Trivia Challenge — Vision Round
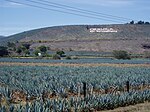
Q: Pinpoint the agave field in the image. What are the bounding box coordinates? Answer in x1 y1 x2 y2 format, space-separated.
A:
0 65 150 111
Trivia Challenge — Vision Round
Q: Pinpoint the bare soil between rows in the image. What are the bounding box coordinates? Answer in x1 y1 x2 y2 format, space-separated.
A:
0 62 150 67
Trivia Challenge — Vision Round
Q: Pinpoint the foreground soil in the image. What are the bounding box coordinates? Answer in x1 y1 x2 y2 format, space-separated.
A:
101 102 150 112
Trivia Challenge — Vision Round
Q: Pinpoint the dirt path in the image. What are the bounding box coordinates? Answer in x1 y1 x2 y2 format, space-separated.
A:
101 102 150 112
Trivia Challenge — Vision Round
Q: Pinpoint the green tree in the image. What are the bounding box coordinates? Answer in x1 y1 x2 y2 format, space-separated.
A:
16 46 24 53
7 42 15 48
56 50 65 57
16 45 30 56
38 46 47 53
137 21 144 24
0 46 9 57
145 22 150 24
7 42 16 51
113 50 130 59
20 46 26 52
130 20 134 24
24 49 30 56
16 47 22 54
22 43 30 49
34 49 41 56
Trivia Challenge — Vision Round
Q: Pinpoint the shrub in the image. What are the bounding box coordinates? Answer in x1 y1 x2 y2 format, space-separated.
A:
22 43 30 50
113 50 130 59
7 42 16 48
34 49 41 56
0 46 9 57
38 46 47 53
16 47 22 54
56 50 65 57
24 49 30 56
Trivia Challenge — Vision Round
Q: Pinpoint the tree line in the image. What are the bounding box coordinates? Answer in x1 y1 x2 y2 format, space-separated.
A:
128 20 150 25
0 42 66 59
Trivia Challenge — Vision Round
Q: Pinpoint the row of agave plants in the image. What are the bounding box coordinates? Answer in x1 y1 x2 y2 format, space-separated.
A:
0 84 150 111
0 65 150 111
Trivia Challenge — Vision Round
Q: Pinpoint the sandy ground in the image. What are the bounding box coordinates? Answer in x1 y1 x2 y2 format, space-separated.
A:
101 102 150 112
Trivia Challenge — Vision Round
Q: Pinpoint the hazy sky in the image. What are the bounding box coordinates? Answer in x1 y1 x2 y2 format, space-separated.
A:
0 0 150 36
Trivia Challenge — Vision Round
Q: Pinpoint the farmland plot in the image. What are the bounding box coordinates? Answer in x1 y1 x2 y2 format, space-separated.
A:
0 65 150 111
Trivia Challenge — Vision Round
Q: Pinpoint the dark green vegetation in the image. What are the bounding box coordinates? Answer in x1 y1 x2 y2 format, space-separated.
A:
113 50 130 59
0 65 150 111
56 50 65 57
38 46 47 53
129 20 150 25
0 24 150 55
1 41 149 60
0 46 8 57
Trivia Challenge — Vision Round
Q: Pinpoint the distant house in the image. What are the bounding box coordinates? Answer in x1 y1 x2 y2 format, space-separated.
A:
38 53 42 56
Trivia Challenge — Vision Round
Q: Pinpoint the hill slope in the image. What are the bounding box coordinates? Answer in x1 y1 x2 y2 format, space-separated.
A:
5 24 150 41
1 24 150 53
0 36 5 39
0 36 4 38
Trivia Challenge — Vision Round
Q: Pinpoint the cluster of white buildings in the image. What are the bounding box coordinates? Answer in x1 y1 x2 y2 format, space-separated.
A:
89 28 117 33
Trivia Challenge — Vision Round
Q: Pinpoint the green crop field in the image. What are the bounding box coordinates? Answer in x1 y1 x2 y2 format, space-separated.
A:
0 65 150 111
